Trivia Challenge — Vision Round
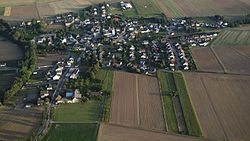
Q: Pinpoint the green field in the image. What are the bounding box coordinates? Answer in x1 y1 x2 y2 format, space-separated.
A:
212 29 250 46
157 71 202 136
173 72 202 136
160 0 185 17
53 101 100 122
108 7 138 18
157 71 178 133
0 0 60 6
131 0 163 17
42 123 99 141
0 7 4 16
95 69 113 122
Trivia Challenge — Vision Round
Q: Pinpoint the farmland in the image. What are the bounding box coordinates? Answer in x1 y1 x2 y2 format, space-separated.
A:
110 71 165 131
37 53 68 67
212 29 250 46
0 37 23 61
131 0 163 17
42 123 99 141
154 0 250 18
97 123 207 141
184 72 250 141
0 108 42 141
52 101 100 122
191 46 250 75
0 71 16 102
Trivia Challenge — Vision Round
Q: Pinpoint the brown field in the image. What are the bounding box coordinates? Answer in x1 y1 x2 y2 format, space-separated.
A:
191 47 224 73
155 0 250 18
184 72 250 141
37 53 68 67
37 3 55 17
97 123 207 141
0 37 23 61
0 108 42 141
191 46 250 75
3 7 11 16
11 5 39 19
110 71 165 131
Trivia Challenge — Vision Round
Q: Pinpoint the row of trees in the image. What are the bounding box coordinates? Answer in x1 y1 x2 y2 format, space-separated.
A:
0 20 37 103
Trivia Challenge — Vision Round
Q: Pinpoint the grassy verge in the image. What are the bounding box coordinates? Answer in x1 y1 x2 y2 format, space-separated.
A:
96 69 113 122
173 72 202 136
42 123 99 141
157 71 178 133
53 101 100 122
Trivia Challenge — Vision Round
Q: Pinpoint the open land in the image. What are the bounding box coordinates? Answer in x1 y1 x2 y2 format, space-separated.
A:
53 101 100 122
0 108 42 141
154 0 250 18
191 46 250 75
110 71 165 131
42 123 99 141
184 72 250 141
212 29 250 46
0 72 16 101
97 123 208 141
0 37 23 61
37 53 68 67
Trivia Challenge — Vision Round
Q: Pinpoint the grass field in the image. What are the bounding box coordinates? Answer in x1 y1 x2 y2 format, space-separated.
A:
212 29 250 46
131 0 163 17
0 7 4 16
53 101 100 122
173 72 202 136
0 0 60 7
157 71 178 133
43 123 99 141
96 69 113 122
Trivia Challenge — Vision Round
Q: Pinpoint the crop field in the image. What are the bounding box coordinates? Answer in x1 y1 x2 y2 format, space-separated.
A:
0 71 16 101
43 123 99 141
110 71 165 131
191 46 250 75
0 7 4 16
154 0 250 18
0 108 42 141
10 5 40 19
131 0 163 17
212 29 250 46
97 123 207 141
53 101 100 122
0 0 61 7
191 47 224 73
0 37 23 61
184 72 250 141
49 0 90 14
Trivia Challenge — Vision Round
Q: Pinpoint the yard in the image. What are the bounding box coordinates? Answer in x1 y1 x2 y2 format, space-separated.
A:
53 101 100 122
42 123 99 141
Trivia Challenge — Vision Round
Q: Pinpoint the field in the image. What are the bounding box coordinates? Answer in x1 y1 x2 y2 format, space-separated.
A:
212 29 250 46
0 108 42 141
95 69 113 121
0 37 23 61
0 7 4 16
191 46 250 75
191 47 224 73
110 71 165 131
97 123 207 141
42 123 99 141
10 5 40 19
131 0 163 17
53 101 100 122
37 53 68 67
154 0 250 18
184 72 250 141
0 71 16 102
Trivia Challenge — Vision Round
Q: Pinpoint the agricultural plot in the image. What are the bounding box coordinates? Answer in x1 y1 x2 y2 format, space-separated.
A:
110 71 165 131
0 71 16 102
0 7 4 16
0 108 42 141
37 3 55 17
154 0 250 18
37 53 68 67
212 29 250 46
184 72 250 141
10 5 39 19
191 47 224 73
42 123 99 141
97 123 207 141
0 37 23 61
53 101 100 122
191 46 250 75
0 0 61 7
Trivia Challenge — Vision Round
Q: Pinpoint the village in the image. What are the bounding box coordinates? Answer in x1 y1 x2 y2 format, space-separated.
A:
10 1 229 107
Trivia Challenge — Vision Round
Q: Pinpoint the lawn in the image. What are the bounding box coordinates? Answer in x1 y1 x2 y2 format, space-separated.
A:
95 69 113 122
42 123 99 141
212 29 250 46
157 71 178 133
173 72 202 136
53 101 100 122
